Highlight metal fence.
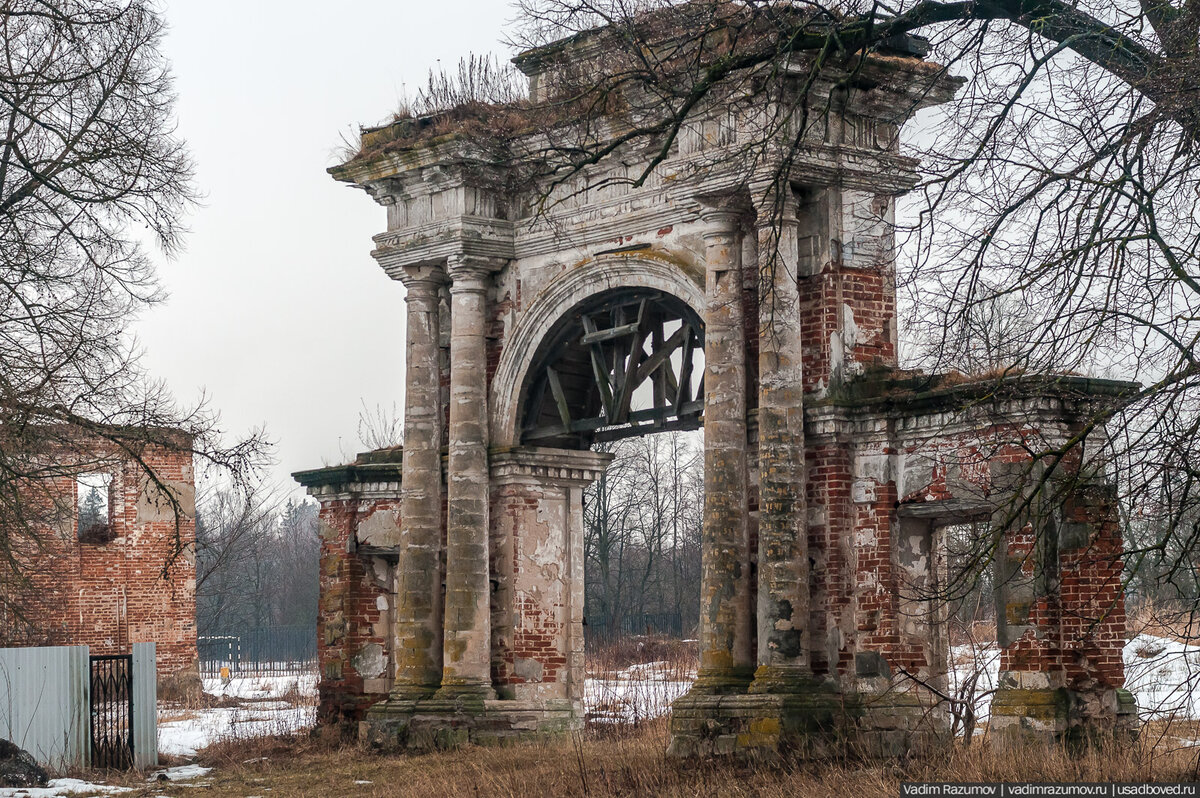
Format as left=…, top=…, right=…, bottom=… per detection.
left=585, top=612, right=690, bottom=643
left=199, top=625, right=317, bottom=677
left=0, top=643, right=156, bottom=771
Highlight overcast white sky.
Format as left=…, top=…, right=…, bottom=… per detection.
left=134, top=1, right=516, bottom=498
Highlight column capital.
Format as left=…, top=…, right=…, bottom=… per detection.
left=447, top=254, right=501, bottom=290
left=697, top=206, right=746, bottom=239
left=748, top=178, right=800, bottom=225
left=397, top=263, right=448, bottom=295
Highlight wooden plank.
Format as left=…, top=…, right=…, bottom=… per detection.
left=523, top=415, right=607, bottom=441
left=522, top=375, right=549, bottom=431
left=582, top=316, right=615, bottom=417
left=611, top=299, right=650, bottom=423
left=651, top=321, right=665, bottom=411
left=663, top=358, right=679, bottom=397
left=614, top=330, right=647, bottom=423
left=675, top=325, right=695, bottom=413
left=522, top=400, right=706, bottom=442
left=594, top=412, right=704, bottom=443
left=546, top=367, right=572, bottom=428
left=579, top=321, right=640, bottom=345
left=634, top=323, right=687, bottom=384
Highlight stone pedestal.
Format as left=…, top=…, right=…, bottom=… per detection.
left=668, top=681, right=848, bottom=759
left=361, top=697, right=578, bottom=751
left=990, top=680, right=1139, bottom=746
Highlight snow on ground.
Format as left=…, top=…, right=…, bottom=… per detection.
left=947, top=642, right=1002, bottom=726
left=0, top=751, right=216, bottom=796
left=0, top=779, right=132, bottom=797
left=584, top=660, right=695, bottom=723
left=148, top=765, right=211, bottom=782
left=1124, top=633, right=1200, bottom=719
left=200, top=673, right=317, bottom=701
left=942, top=633, right=1200, bottom=726
left=158, top=703, right=316, bottom=757
left=156, top=672, right=319, bottom=756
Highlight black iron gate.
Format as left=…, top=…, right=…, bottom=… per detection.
left=89, top=654, right=133, bottom=769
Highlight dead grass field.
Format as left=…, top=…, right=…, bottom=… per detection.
left=76, top=718, right=1200, bottom=798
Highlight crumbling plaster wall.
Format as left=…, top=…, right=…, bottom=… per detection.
left=808, top=396, right=1128, bottom=717
left=314, top=497, right=397, bottom=725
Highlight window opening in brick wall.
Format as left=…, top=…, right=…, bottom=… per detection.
left=939, top=519, right=998, bottom=740
left=77, top=472, right=114, bottom=544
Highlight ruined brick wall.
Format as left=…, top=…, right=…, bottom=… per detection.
left=996, top=483, right=1127, bottom=691
left=8, top=440, right=198, bottom=679
left=797, top=192, right=898, bottom=394
left=315, top=499, right=396, bottom=726
left=827, top=409, right=1128, bottom=706
left=806, top=440, right=854, bottom=676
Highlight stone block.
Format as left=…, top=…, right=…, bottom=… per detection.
left=855, top=652, right=891, bottom=679
left=1058, top=521, right=1092, bottom=551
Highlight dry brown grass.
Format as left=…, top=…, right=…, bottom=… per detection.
left=1129, top=599, right=1200, bottom=645
left=73, top=719, right=1198, bottom=798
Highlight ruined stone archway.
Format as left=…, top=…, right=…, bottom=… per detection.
left=298, top=11, right=1138, bottom=755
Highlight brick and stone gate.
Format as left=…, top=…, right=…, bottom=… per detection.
left=295, top=17, right=1137, bottom=756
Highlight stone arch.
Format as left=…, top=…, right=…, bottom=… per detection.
left=490, top=254, right=705, bottom=447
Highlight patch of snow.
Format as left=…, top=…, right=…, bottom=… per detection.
left=947, top=642, right=1001, bottom=726
left=1124, top=633, right=1200, bottom=719
left=0, top=778, right=132, bottom=797
left=584, top=660, right=695, bottom=724
left=158, top=704, right=315, bottom=757
left=940, top=633, right=1200, bottom=727
left=148, top=765, right=211, bottom=782
left=201, top=673, right=317, bottom=701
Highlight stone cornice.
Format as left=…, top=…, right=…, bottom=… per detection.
left=490, top=446, right=615, bottom=486
left=372, top=216, right=516, bottom=276
left=292, top=460, right=403, bottom=502
left=353, top=130, right=921, bottom=269
left=801, top=374, right=1138, bottom=444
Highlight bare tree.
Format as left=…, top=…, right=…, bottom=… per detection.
left=195, top=487, right=320, bottom=635
left=584, top=431, right=703, bottom=640
left=0, top=2, right=266, bottom=627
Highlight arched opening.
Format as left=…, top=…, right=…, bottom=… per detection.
left=518, top=288, right=705, bottom=449
left=512, top=286, right=708, bottom=721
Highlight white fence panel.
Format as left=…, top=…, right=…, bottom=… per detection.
left=132, top=642, right=157, bottom=769
left=0, top=645, right=90, bottom=769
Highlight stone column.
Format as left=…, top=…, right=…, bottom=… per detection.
left=392, top=265, right=447, bottom=699
left=750, top=181, right=811, bottom=692
left=692, top=207, right=755, bottom=693
left=436, top=255, right=496, bottom=700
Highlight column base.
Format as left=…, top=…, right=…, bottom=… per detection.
left=667, top=677, right=849, bottom=759
left=388, top=684, right=440, bottom=702
left=854, top=680, right=952, bottom=758
left=689, top=666, right=756, bottom=695
left=748, top=664, right=818, bottom=695
left=360, top=697, right=580, bottom=751
left=991, top=675, right=1139, bottom=747
left=432, top=681, right=497, bottom=704
left=670, top=673, right=961, bottom=759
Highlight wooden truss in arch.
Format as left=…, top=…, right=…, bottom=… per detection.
left=520, top=289, right=705, bottom=448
